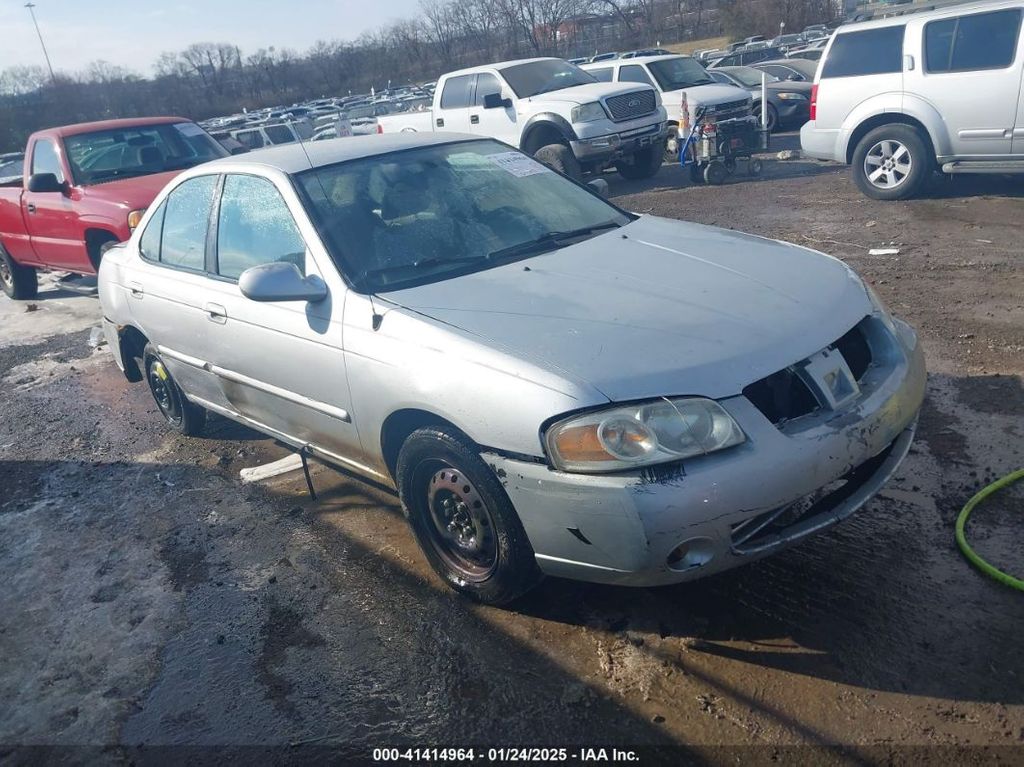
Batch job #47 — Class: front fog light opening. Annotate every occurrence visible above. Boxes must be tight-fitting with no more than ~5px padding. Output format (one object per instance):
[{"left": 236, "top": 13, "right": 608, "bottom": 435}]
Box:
[{"left": 666, "top": 537, "right": 715, "bottom": 571}]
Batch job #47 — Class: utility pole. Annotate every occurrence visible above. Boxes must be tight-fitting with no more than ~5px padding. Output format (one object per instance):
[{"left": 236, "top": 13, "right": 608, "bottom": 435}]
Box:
[{"left": 25, "top": 2, "right": 56, "bottom": 82}]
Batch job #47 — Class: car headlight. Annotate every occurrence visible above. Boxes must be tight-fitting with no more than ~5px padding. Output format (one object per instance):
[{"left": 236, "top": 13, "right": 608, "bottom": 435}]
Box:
[
  {"left": 776, "top": 92, "right": 808, "bottom": 101},
  {"left": 545, "top": 397, "right": 745, "bottom": 473},
  {"left": 127, "top": 209, "right": 146, "bottom": 231},
  {"left": 571, "top": 102, "right": 607, "bottom": 123}
]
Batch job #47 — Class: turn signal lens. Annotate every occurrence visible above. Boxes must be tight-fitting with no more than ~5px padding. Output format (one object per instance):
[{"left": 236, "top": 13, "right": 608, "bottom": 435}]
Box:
[{"left": 127, "top": 209, "right": 146, "bottom": 231}]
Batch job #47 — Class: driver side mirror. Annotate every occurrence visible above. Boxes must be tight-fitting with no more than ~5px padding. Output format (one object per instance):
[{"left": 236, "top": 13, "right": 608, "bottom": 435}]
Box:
[
  {"left": 27, "top": 172, "right": 66, "bottom": 194},
  {"left": 239, "top": 262, "right": 328, "bottom": 303},
  {"left": 483, "top": 93, "right": 512, "bottom": 110}
]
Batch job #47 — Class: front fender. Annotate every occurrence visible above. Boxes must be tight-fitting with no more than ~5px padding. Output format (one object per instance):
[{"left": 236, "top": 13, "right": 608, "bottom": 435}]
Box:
[{"left": 521, "top": 113, "right": 578, "bottom": 149}]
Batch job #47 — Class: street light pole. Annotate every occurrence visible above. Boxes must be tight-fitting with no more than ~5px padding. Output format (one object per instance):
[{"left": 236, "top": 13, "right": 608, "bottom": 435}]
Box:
[{"left": 25, "top": 2, "right": 56, "bottom": 82}]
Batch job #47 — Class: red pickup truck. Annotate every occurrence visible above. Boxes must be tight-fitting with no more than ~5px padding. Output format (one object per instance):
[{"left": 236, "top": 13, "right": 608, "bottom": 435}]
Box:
[{"left": 0, "top": 116, "right": 228, "bottom": 299}]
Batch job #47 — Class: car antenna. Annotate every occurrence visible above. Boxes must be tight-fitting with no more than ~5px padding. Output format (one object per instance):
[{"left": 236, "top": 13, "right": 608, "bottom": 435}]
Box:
[{"left": 292, "top": 121, "right": 385, "bottom": 332}]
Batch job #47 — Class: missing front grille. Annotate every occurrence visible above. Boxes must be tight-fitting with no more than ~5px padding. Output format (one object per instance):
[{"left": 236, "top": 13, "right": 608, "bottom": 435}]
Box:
[
  {"left": 832, "top": 320, "right": 873, "bottom": 381},
  {"left": 742, "top": 367, "right": 819, "bottom": 425}
]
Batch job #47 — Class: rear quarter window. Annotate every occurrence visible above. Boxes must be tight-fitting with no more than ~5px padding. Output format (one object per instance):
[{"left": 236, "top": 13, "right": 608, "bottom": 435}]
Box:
[
  {"left": 821, "top": 25, "right": 906, "bottom": 78},
  {"left": 924, "top": 9, "right": 1022, "bottom": 72}
]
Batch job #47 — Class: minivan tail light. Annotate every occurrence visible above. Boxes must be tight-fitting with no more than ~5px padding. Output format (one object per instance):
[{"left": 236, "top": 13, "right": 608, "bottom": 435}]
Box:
[{"left": 810, "top": 84, "right": 818, "bottom": 121}]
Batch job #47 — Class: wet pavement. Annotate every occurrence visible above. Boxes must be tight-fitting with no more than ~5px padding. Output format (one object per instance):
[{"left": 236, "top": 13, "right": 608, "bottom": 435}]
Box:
[{"left": 1, "top": 144, "right": 1022, "bottom": 763}]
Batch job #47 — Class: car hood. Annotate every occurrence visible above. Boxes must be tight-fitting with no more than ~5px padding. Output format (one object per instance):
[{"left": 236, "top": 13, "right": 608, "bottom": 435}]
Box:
[
  {"left": 523, "top": 82, "right": 654, "bottom": 107},
  {"left": 382, "top": 216, "right": 872, "bottom": 402},
  {"left": 662, "top": 82, "right": 749, "bottom": 108},
  {"left": 81, "top": 170, "right": 182, "bottom": 210}
]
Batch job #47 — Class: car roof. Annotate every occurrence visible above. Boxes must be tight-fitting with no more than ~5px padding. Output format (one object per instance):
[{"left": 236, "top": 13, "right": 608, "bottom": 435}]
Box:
[
  {"left": 837, "top": 0, "right": 1019, "bottom": 30},
  {"left": 581, "top": 53, "right": 691, "bottom": 67},
  {"left": 195, "top": 133, "right": 487, "bottom": 175},
  {"left": 33, "top": 116, "right": 190, "bottom": 140},
  {"left": 442, "top": 57, "right": 561, "bottom": 78}
]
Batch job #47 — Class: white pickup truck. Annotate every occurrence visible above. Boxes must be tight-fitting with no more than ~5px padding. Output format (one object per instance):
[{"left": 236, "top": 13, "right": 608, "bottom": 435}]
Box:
[{"left": 376, "top": 58, "right": 668, "bottom": 181}]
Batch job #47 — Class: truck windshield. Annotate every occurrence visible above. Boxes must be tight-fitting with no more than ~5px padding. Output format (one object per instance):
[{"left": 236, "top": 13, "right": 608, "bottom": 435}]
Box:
[
  {"left": 647, "top": 57, "right": 716, "bottom": 90},
  {"left": 64, "top": 122, "right": 228, "bottom": 185},
  {"left": 296, "top": 139, "right": 630, "bottom": 293},
  {"left": 500, "top": 60, "right": 597, "bottom": 98}
]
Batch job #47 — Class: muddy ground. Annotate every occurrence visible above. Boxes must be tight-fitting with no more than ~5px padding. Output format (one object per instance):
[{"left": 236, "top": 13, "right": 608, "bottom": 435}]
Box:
[{"left": 1, "top": 135, "right": 1022, "bottom": 764}]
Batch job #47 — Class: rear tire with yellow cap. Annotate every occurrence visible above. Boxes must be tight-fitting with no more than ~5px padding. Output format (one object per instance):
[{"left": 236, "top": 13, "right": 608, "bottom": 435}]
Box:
[{"left": 143, "top": 343, "right": 206, "bottom": 437}]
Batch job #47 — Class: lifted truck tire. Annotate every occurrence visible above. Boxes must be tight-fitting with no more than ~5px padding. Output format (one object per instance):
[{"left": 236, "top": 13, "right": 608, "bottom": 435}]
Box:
[
  {"left": 533, "top": 143, "right": 582, "bottom": 182},
  {"left": 617, "top": 145, "right": 663, "bottom": 180},
  {"left": 0, "top": 244, "right": 39, "bottom": 300}
]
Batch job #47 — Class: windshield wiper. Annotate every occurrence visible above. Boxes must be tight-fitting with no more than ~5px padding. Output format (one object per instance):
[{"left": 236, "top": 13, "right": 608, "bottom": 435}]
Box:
[{"left": 488, "top": 221, "right": 622, "bottom": 261}]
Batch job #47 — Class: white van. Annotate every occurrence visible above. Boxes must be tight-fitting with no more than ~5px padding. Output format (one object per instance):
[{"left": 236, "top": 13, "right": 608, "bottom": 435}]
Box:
[{"left": 801, "top": 0, "right": 1024, "bottom": 199}]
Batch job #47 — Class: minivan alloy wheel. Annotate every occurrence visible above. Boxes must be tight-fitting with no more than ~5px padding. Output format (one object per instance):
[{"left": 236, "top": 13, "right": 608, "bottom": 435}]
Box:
[{"left": 864, "top": 139, "right": 912, "bottom": 189}]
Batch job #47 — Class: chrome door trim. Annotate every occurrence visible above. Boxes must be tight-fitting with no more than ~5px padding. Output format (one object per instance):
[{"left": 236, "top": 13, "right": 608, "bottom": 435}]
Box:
[{"left": 158, "top": 344, "right": 352, "bottom": 423}]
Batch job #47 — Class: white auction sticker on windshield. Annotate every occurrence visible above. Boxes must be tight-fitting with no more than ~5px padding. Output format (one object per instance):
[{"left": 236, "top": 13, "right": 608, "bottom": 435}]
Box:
[{"left": 487, "top": 152, "right": 550, "bottom": 177}]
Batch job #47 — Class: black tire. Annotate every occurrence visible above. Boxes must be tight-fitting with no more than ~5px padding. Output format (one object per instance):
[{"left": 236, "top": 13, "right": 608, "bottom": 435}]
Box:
[
  {"left": 704, "top": 160, "right": 728, "bottom": 185},
  {"left": 663, "top": 125, "right": 680, "bottom": 163},
  {"left": 851, "top": 124, "right": 931, "bottom": 201},
  {"left": 617, "top": 145, "right": 663, "bottom": 180},
  {"left": 747, "top": 158, "right": 764, "bottom": 177},
  {"left": 0, "top": 244, "right": 38, "bottom": 300},
  {"left": 143, "top": 343, "right": 206, "bottom": 436},
  {"left": 688, "top": 161, "right": 704, "bottom": 184},
  {"left": 87, "top": 233, "right": 119, "bottom": 272},
  {"left": 532, "top": 143, "right": 582, "bottom": 182},
  {"left": 396, "top": 426, "right": 543, "bottom": 605},
  {"left": 756, "top": 103, "right": 778, "bottom": 133}
]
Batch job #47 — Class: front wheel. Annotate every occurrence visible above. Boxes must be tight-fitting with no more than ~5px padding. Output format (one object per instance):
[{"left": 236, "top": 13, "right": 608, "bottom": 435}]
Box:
[
  {"left": 396, "top": 426, "right": 543, "bottom": 605},
  {"left": 532, "top": 143, "right": 582, "bottom": 182},
  {"left": 754, "top": 103, "right": 778, "bottom": 133},
  {"left": 0, "top": 245, "right": 38, "bottom": 300},
  {"left": 617, "top": 145, "right": 663, "bottom": 180},
  {"left": 143, "top": 343, "right": 206, "bottom": 436},
  {"left": 851, "top": 124, "right": 931, "bottom": 201}
]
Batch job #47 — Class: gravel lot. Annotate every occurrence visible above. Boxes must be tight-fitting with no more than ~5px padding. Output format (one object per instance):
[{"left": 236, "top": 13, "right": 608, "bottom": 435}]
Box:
[{"left": 1, "top": 134, "right": 1022, "bottom": 763}]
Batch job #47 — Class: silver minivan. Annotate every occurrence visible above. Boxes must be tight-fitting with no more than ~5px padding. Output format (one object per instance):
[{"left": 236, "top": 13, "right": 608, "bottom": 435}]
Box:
[{"left": 801, "top": 0, "right": 1024, "bottom": 199}]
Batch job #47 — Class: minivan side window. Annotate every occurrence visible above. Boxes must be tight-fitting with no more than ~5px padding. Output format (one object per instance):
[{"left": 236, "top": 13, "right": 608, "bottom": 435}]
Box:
[
  {"left": 924, "top": 9, "right": 1022, "bottom": 73},
  {"left": 620, "top": 65, "right": 655, "bottom": 86},
  {"left": 31, "top": 140, "right": 64, "bottom": 183},
  {"left": 216, "top": 174, "right": 306, "bottom": 280},
  {"left": 821, "top": 26, "right": 906, "bottom": 78},
  {"left": 440, "top": 75, "right": 475, "bottom": 109},
  {"left": 159, "top": 175, "right": 218, "bottom": 270}
]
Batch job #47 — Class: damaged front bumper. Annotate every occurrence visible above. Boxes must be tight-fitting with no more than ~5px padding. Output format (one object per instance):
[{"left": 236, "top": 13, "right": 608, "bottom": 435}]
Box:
[{"left": 483, "top": 317, "right": 926, "bottom": 587}]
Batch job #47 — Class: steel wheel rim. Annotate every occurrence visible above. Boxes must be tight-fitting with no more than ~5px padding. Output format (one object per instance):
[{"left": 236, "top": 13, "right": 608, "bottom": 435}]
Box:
[
  {"left": 864, "top": 139, "right": 912, "bottom": 190},
  {"left": 148, "top": 360, "right": 182, "bottom": 426},
  {"left": 421, "top": 463, "right": 497, "bottom": 581},
  {"left": 0, "top": 257, "right": 11, "bottom": 287}
]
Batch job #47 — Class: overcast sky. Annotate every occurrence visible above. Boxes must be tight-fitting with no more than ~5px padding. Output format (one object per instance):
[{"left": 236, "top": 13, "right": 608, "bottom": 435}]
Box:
[{"left": 0, "top": 0, "right": 424, "bottom": 74}]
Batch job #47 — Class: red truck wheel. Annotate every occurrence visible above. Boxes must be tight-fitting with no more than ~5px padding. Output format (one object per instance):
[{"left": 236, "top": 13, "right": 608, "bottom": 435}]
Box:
[{"left": 0, "top": 245, "right": 38, "bottom": 300}]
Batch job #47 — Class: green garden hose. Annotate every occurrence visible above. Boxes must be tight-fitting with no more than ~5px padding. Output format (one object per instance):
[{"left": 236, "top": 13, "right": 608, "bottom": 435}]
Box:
[{"left": 955, "top": 468, "right": 1024, "bottom": 591}]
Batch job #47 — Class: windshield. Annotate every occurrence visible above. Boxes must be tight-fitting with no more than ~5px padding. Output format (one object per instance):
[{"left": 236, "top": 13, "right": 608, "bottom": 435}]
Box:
[
  {"left": 500, "top": 60, "right": 596, "bottom": 98},
  {"left": 64, "top": 122, "right": 227, "bottom": 185},
  {"left": 727, "top": 67, "right": 780, "bottom": 87},
  {"left": 296, "top": 139, "right": 630, "bottom": 293},
  {"left": 647, "top": 57, "right": 715, "bottom": 90}
]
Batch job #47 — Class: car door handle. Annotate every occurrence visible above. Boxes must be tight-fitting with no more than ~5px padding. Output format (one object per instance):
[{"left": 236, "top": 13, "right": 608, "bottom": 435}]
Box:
[
  {"left": 205, "top": 303, "right": 227, "bottom": 323},
  {"left": 26, "top": 203, "right": 36, "bottom": 214},
  {"left": 128, "top": 281, "right": 144, "bottom": 298},
  {"left": 470, "top": 114, "right": 480, "bottom": 124}
]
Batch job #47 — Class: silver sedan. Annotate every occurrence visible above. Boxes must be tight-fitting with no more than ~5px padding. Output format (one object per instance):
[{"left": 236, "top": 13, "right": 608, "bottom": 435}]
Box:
[{"left": 99, "top": 133, "right": 925, "bottom": 604}]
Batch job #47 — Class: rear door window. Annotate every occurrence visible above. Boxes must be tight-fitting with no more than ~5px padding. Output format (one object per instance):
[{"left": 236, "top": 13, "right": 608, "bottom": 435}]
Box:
[
  {"left": 440, "top": 75, "right": 475, "bottom": 109},
  {"left": 821, "top": 26, "right": 905, "bottom": 77},
  {"left": 588, "top": 67, "right": 614, "bottom": 82},
  {"left": 924, "top": 9, "right": 1022, "bottom": 73},
  {"left": 159, "top": 175, "right": 218, "bottom": 270}
]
